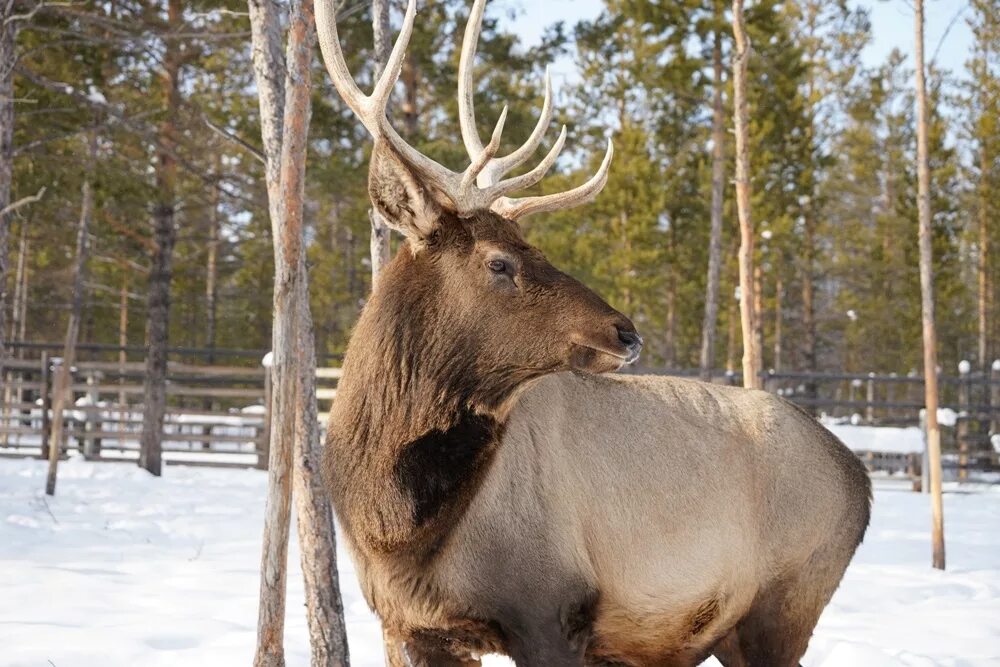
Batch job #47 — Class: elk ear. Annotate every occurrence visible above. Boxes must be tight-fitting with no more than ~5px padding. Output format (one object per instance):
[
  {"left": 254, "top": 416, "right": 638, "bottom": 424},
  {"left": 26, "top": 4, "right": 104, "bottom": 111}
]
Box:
[{"left": 368, "top": 142, "right": 444, "bottom": 244}]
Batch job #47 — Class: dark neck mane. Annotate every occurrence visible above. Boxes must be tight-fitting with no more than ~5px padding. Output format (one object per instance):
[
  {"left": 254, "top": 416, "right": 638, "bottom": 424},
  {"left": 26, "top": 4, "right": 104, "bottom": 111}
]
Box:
[{"left": 323, "top": 248, "right": 516, "bottom": 556}]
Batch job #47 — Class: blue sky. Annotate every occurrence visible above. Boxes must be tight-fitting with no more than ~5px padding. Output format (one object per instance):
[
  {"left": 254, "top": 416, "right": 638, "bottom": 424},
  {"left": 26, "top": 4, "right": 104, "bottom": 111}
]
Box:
[{"left": 499, "top": 0, "right": 975, "bottom": 83}]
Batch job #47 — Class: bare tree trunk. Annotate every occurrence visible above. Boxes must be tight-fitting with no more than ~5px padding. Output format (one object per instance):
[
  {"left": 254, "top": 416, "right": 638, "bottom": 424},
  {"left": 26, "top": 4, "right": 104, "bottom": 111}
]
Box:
[
  {"left": 118, "top": 274, "right": 128, "bottom": 433},
  {"left": 401, "top": 60, "right": 419, "bottom": 138},
  {"left": 2, "top": 221, "right": 27, "bottom": 443},
  {"left": 731, "top": 0, "right": 762, "bottom": 390},
  {"left": 249, "top": 0, "right": 350, "bottom": 664},
  {"left": 248, "top": 1, "right": 293, "bottom": 663},
  {"left": 754, "top": 261, "right": 764, "bottom": 369},
  {"left": 914, "top": 0, "right": 945, "bottom": 571},
  {"left": 773, "top": 275, "right": 783, "bottom": 372},
  {"left": 700, "top": 18, "right": 726, "bottom": 382},
  {"left": 369, "top": 0, "right": 392, "bottom": 284},
  {"left": 0, "top": 1, "right": 17, "bottom": 368},
  {"left": 46, "top": 131, "right": 96, "bottom": 495},
  {"left": 206, "top": 174, "right": 221, "bottom": 364},
  {"left": 665, "top": 269, "right": 677, "bottom": 368},
  {"left": 139, "top": 0, "right": 182, "bottom": 478},
  {"left": 978, "top": 142, "right": 990, "bottom": 369}
]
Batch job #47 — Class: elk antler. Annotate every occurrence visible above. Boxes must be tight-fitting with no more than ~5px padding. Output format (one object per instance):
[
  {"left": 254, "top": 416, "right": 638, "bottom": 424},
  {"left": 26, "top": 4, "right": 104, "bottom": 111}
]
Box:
[{"left": 315, "top": 0, "right": 613, "bottom": 221}]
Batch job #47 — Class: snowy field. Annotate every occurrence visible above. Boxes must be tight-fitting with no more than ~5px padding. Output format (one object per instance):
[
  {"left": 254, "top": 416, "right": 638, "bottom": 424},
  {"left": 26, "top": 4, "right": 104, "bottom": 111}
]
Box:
[{"left": 1, "top": 453, "right": 999, "bottom": 666}]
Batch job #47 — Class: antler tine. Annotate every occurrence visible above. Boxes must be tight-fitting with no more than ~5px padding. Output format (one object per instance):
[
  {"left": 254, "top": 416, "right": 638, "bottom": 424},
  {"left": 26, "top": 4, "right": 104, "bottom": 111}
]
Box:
[
  {"left": 314, "top": 0, "right": 376, "bottom": 126},
  {"left": 458, "top": 0, "right": 488, "bottom": 160},
  {"left": 487, "top": 125, "right": 566, "bottom": 196},
  {"left": 492, "top": 139, "right": 614, "bottom": 221},
  {"left": 462, "top": 106, "right": 508, "bottom": 189},
  {"left": 480, "top": 67, "right": 554, "bottom": 186},
  {"left": 316, "top": 0, "right": 467, "bottom": 201}
]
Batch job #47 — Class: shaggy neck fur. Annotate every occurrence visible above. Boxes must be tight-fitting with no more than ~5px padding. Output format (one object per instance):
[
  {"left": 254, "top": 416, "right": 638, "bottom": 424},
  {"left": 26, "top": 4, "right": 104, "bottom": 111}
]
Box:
[{"left": 324, "top": 235, "right": 547, "bottom": 558}]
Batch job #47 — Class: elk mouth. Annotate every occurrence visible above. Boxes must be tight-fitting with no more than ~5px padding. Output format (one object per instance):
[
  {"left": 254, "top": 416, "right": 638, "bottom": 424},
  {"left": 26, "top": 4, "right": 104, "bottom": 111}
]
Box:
[{"left": 569, "top": 341, "right": 642, "bottom": 373}]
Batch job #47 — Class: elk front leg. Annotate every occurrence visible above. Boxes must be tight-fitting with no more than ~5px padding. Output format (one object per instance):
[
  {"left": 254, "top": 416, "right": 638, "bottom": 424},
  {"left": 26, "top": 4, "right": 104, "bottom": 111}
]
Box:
[{"left": 383, "top": 629, "right": 483, "bottom": 667}]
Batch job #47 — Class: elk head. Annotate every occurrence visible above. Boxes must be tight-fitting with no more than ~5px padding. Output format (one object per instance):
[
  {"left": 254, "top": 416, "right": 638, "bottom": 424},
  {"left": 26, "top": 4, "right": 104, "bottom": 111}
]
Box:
[{"left": 315, "top": 0, "right": 642, "bottom": 409}]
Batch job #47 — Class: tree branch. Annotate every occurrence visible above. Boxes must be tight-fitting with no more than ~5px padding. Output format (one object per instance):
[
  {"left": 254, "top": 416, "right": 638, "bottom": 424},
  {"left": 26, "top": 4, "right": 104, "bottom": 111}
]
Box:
[
  {"left": 203, "top": 116, "right": 266, "bottom": 164},
  {"left": 0, "top": 187, "right": 47, "bottom": 217}
]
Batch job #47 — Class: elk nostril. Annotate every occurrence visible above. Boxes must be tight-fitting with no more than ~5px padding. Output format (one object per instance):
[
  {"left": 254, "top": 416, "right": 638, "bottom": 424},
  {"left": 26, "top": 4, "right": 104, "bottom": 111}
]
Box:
[{"left": 616, "top": 327, "right": 643, "bottom": 350}]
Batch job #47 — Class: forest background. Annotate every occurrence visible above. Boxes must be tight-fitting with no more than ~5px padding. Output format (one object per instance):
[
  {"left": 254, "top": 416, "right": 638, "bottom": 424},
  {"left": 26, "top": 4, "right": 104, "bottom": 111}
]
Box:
[{"left": 3, "top": 0, "right": 1000, "bottom": 378}]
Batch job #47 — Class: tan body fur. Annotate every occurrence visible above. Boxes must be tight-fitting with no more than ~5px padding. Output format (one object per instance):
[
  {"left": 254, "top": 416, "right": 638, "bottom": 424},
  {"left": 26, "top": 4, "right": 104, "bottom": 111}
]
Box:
[{"left": 328, "top": 331, "right": 870, "bottom": 666}]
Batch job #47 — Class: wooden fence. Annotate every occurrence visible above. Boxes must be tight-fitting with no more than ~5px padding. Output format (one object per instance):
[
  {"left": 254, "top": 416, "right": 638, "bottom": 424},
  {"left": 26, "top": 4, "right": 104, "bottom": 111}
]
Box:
[
  {"left": 1, "top": 346, "right": 998, "bottom": 481},
  {"left": 0, "top": 353, "right": 339, "bottom": 469}
]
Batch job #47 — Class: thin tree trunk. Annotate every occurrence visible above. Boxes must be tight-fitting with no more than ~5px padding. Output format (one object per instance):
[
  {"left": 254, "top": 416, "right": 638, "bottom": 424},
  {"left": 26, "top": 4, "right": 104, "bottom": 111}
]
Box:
[
  {"left": 249, "top": 0, "right": 350, "bottom": 664},
  {"left": 700, "top": 18, "right": 726, "bottom": 382},
  {"left": 206, "top": 173, "right": 221, "bottom": 364},
  {"left": 46, "top": 131, "right": 96, "bottom": 495},
  {"left": 369, "top": 0, "right": 392, "bottom": 284},
  {"left": 753, "top": 260, "right": 764, "bottom": 369},
  {"left": 978, "top": 142, "right": 990, "bottom": 369},
  {"left": 9, "top": 219, "right": 25, "bottom": 341},
  {"left": 914, "top": 0, "right": 945, "bottom": 571},
  {"left": 774, "top": 275, "right": 782, "bottom": 372},
  {"left": 139, "top": 0, "right": 182, "bottom": 477},
  {"left": 726, "top": 282, "right": 737, "bottom": 375},
  {"left": 118, "top": 274, "right": 128, "bottom": 435},
  {"left": 401, "top": 60, "right": 418, "bottom": 138},
  {"left": 248, "top": 0, "right": 293, "bottom": 662},
  {"left": 3, "top": 222, "right": 27, "bottom": 441},
  {"left": 0, "top": 2, "right": 18, "bottom": 368},
  {"left": 731, "top": 0, "right": 761, "bottom": 390}
]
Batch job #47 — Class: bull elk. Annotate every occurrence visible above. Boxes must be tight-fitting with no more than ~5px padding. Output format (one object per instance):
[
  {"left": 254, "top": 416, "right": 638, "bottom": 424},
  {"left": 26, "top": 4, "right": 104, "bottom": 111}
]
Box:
[{"left": 317, "top": 1, "right": 871, "bottom": 664}]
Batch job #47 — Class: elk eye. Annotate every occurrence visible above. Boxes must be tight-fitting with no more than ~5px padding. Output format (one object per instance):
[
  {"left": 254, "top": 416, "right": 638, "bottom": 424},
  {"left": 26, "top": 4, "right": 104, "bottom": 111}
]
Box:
[{"left": 487, "top": 259, "right": 507, "bottom": 274}]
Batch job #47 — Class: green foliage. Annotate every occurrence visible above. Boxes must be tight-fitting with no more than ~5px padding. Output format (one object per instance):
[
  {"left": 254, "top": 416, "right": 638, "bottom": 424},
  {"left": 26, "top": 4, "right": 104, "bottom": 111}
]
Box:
[{"left": 5, "top": 0, "right": 996, "bottom": 375}]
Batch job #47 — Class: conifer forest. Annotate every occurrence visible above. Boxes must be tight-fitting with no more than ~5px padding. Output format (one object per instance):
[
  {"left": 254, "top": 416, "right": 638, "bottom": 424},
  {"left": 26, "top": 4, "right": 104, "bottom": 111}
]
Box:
[{"left": 2, "top": 0, "right": 998, "bottom": 378}]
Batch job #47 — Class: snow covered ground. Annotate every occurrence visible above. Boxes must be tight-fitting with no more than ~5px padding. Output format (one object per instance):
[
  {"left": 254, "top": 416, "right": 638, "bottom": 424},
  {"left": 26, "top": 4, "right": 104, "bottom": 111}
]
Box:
[{"left": 1, "top": 453, "right": 998, "bottom": 666}]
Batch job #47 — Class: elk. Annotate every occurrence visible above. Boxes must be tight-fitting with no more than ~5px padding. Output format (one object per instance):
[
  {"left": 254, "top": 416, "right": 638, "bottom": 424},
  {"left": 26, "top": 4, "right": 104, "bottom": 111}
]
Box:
[{"left": 317, "top": 1, "right": 871, "bottom": 665}]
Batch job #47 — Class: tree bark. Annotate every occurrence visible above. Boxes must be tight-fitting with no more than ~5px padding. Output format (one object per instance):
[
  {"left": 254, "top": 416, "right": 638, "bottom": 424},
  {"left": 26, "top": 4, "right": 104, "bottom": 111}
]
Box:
[
  {"left": 369, "top": 0, "right": 392, "bottom": 284},
  {"left": 206, "top": 172, "right": 221, "bottom": 364},
  {"left": 731, "top": 0, "right": 762, "bottom": 389},
  {"left": 249, "top": 0, "right": 351, "bottom": 664},
  {"left": 773, "top": 275, "right": 783, "bottom": 372},
  {"left": 2, "top": 221, "right": 27, "bottom": 442},
  {"left": 914, "top": 0, "right": 945, "bottom": 571},
  {"left": 248, "top": 0, "right": 294, "bottom": 662},
  {"left": 700, "top": 17, "right": 726, "bottom": 382},
  {"left": 0, "top": 1, "right": 18, "bottom": 368},
  {"left": 978, "top": 141, "right": 990, "bottom": 369},
  {"left": 46, "top": 130, "right": 97, "bottom": 495},
  {"left": 139, "top": 0, "right": 182, "bottom": 478}
]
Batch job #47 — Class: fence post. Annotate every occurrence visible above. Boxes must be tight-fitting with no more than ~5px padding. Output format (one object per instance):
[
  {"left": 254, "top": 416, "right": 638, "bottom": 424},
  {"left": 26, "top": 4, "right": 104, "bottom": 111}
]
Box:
[
  {"left": 83, "top": 371, "right": 102, "bottom": 460},
  {"left": 887, "top": 373, "right": 897, "bottom": 423},
  {"left": 866, "top": 373, "right": 875, "bottom": 424},
  {"left": 957, "top": 360, "right": 970, "bottom": 482},
  {"left": 39, "top": 353, "right": 51, "bottom": 459},
  {"left": 258, "top": 356, "right": 273, "bottom": 470},
  {"left": 992, "top": 360, "right": 1000, "bottom": 438},
  {"left": 907, "top": 452, "right": 922, "bottom": 492},
  {"left": 920, "top": 407, "right": 929, "bottom": 494}
]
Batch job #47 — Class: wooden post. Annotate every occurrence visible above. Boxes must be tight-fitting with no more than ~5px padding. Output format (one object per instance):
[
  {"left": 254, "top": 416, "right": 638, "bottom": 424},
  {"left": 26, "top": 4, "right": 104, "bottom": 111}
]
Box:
[
  {"left": 866, "top": 373, "right": 876, "bottom": 424},
  {"left": 39, "top": 352, "right": 51, "bottom": 459},
  {"left": 887, "top": 373, "right": 897, "bottom": 423},
  {"left": 46, "top": 356, "right": 70, "bottom": 494},
  {"left": 259, "top": 360, "right": 272, "bottom": 470},
  {"left": 915, "top": 0, "right": 945, "bottom": 570},
  {"left": 958, "top": 360, "right": 970, "bottom": 482},
  {"left": 991, "top": 360, "right": 1000, "bottom": 438},
  {"left": 731, "top": 0, "right": 762, "bottom": 390},
  {"left": 83, "top": 371, "right": 101, "bottom": 460},
  {"left": 907, "top": 453, "right": 922, "bottom": 492}
]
